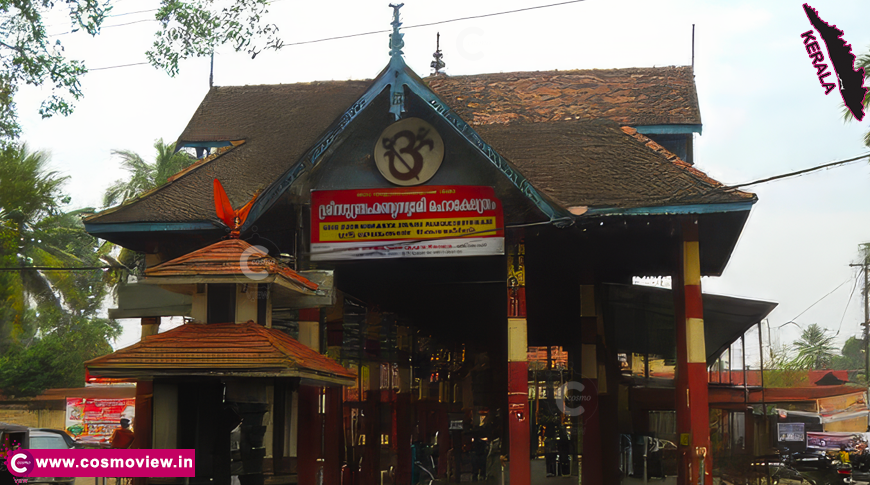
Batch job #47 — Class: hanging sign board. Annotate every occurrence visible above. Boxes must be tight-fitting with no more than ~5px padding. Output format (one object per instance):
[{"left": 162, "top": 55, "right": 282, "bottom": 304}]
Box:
[
  {"left": 777, "top": 422, "right": 806, "bottom": 443},
  {"left": 311, "top": 186, "right": 504, "bottom": 261}
]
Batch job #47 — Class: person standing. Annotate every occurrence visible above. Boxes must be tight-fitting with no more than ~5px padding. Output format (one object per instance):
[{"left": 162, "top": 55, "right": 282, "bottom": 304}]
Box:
[{"left": 109, "top": 418, "right": 135, "bottom": 449}]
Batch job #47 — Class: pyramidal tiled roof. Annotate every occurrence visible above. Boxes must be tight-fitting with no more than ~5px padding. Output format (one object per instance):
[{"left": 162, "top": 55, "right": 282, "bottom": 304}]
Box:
[
  {"left": 145, "top": 238, "right": 318, "bottom": 292},
  {"left": 86, "top": 322, "right": 355, "bottom": 383}
]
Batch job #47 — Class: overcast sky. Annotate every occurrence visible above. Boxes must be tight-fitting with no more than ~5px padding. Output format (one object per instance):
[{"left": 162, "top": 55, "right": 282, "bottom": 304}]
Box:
[{"left": 14, "top": 0, "right": 870, "bottom": 357}]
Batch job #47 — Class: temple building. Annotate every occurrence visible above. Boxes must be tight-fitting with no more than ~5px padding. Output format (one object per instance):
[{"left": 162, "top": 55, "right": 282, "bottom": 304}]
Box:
[{"left": 84, "top": 6, "right": 781, "bottom": 485}]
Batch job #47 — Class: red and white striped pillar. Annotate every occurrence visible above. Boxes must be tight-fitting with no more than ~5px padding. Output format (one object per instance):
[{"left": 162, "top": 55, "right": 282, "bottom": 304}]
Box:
[
  {"left": 674, "top": 219, "right": 711, "bottom": 485},
  {"left": 507, "top": 240, "right": 530, "bottom": 485}
]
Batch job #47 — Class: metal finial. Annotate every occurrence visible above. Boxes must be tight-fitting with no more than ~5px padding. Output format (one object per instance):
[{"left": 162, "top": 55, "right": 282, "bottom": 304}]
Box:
[
  {"left": 431, "top": 32, "right": 445, "bottom": 75},
  {"left": 389, "top": 3, "right": 404, "bottom": 58}
]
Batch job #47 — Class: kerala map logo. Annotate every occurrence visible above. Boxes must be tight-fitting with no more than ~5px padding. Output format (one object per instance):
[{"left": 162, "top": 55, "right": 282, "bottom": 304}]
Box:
[{"left": 801, "top": 3, "right": 867, "bottom": 121}]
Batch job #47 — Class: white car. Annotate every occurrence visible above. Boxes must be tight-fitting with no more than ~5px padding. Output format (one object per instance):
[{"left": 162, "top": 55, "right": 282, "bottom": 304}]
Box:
[{"left": 25, "top": 429, "right": 76, "bottom": 485}]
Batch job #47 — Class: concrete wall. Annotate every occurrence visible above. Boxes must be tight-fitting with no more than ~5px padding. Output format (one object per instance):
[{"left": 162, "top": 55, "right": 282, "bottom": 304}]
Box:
[{"left": 0, "top": 405, "right": 65, "bottom": 430}]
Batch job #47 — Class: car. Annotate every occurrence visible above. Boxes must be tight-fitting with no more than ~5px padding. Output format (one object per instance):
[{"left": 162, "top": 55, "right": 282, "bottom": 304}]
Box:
[
  {"left": 31, "top": 428, "right": 80, "bottom": 449},
  {"left": 24, "top": 429, "right": 76, "bottom": 485}
]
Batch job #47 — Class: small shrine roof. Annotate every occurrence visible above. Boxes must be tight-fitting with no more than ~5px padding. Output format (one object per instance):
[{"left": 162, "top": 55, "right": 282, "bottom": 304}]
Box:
[
  {"left": 85, "top": 322, "right": 355, "bottom": 385},
  {"left": 144, "top": 238, "right": 319, "bottom": 293}
]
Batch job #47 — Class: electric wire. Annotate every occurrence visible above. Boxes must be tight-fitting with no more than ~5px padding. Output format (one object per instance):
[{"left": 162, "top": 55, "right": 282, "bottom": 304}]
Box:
[
  {"left": 721, "top": 153, "right": 870, "bottom": 190},
  {"left": 66, "top": 0, "right": 588, "bottom": 71},
  {"left": 784, "top": 277, "right": 853, "bottom": 325},
  {"left": 835, "top": 265, "right": 862, "bottom": 336}
]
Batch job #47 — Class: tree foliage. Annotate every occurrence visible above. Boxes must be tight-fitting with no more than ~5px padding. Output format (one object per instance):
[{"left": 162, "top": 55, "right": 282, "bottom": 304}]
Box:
[
  {"left": 0, "top": 143, "right": 120, "bottom": 397},
  {"left": 103, "top": 138, "right": 195, "bottom": 207},
  {"left": 831, "top": 336, "right": 865, "bottom": 370},
  {"left": 0, "top": 0, "right": 281, "bottom": 143},
  {"left": 791, "top": 323, "right": 837, "bottom": 370}
]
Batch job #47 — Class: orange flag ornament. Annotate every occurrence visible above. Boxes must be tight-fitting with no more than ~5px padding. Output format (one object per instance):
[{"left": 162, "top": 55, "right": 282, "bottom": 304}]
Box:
[{"left": 213, "top": 178, "right": 259, "bottom": 238}]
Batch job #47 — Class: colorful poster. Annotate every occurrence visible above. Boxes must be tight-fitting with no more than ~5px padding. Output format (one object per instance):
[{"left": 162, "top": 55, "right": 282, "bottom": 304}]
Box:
[
  {"left": 65, "top": 397, "right": 135, "bottom": 442},
  {"left": 311, "top": 186, "right": 504, "bottom": 261}
]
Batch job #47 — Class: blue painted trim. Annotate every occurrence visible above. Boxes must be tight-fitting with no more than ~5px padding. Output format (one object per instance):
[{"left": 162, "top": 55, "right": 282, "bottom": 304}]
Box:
[
  {"left": 84, "top": 221, "right": 219, "bottom": 234},
  {"left": 241, "top": 54, "right": 573, "bottom": 231},
  {"left": 179, "top": 141, "right": 234, "bottom": 148},
  {"left": 584, "top": 201, "right": 755, "bottom": 216},
  {"left": 635, "top": 124, "right": 703, "bottom": 135}
]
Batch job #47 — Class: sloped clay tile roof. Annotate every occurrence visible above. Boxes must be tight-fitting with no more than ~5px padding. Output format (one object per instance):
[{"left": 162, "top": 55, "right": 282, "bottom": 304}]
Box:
[
  {"left": 85, "top": 66, "right": 717, "bottom": 227},
  {"left": 476, "top": 120, "right": 753, "bottom": 209},
  {"left": 86, "top": 322, "right": 355, "bottom": 382},
  {"left": 145, "top": 238, "right": 318, "bottom": 292},
  {"left": 86, "top": 81, "right": 372, "bottom": 224},
  {"left": 426, "top": 66, "right": 701, "bottom": 126}
]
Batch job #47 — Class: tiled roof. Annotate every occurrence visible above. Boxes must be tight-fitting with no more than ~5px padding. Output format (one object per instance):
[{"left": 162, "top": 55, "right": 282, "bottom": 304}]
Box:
[
  {"left": 85, "top": 322, "right": 356, "bottom": 383},
  {"left": 477, "top": 120, "right": 753, "bottom": 209},
  {"left": 85, "top": 66, "right": 717, "bottom": 227},
  {"left": 86, "top": 81, "right": 372, "bottom": 225},
  {"left": 145, "top": 238, "right": 319, "bottom": 291},
  {"left": 426, "top": 66, "right": 701, "bottom": 126}
]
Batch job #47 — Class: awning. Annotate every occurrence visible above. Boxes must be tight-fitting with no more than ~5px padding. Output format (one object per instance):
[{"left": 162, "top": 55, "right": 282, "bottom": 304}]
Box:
[
  {"left": 604, "top": 283, "right": 778, "bottom": 365},
  {"left": 85, "top": 322, "right": 356, "bottom": 387}
]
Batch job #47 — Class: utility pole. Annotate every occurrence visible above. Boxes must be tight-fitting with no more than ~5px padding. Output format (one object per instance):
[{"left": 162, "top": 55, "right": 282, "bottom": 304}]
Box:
[{"left": 850, "top": 258, "right": 870, "bottom": 383}]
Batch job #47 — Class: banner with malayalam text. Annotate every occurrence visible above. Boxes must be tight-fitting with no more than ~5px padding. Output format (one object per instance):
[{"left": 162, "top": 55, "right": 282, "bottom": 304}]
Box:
[{"left": 311, "top": 186, "right": 504, "bottom": 261}]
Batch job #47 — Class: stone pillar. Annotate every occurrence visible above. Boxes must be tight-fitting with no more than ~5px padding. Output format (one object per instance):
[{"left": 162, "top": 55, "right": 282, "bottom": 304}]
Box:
[
  {"left": 507, "top": 240, "right": 530, "bottom": 485},
  {"left": 579, "top": 283, "right": 602, "bottom": 484},
  {"left": 674, "top": 218, "right": 711, "bottom": 485}
]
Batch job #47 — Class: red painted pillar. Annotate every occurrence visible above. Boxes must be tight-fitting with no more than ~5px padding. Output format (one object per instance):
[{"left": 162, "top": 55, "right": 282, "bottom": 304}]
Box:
[
  {"left": 298, "top": 385, "right": 322, "bottom": 485},
  {"left": 579, "top": 283, "right": 603, "bottom": 484},
  {"left": 324, "top": 386, "right": 344, "bottom": 485},
  {"left": 674, "top": 219, "right": 712, "bottom": 485},
  {"left": 132, "top": 380, "right": 152, "bottom": 485},
  {"left": 507, "top": 240, "right": 530, "bottom": 485},
  {"left": 298, "top": 308, "right": 323, "bottom": 485}
]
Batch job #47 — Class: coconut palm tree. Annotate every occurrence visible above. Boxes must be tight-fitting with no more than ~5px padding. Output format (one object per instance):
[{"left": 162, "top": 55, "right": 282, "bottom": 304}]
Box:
[
  {"left": 102, "top": 138, "right": 195, "bottom": 207},
  {"left": 0, "top": 145, "right": 115, "bottom": 351},
  {"left": 792, "top": 323, "right": 837, "bottom": 370}
]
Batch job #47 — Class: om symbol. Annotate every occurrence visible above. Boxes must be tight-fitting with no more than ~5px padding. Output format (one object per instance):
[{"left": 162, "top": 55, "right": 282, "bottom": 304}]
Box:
[
  {"left": 374, "top": 118, "right": 444, "bottom": 186},
  {"left": 381, "top": 128, "right": 435, "bottom": 181}
]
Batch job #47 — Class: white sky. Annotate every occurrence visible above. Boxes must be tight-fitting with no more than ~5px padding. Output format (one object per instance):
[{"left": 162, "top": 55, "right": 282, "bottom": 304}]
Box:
[{"left": 14, "top": 0, "right": 870, "bottom": 355}]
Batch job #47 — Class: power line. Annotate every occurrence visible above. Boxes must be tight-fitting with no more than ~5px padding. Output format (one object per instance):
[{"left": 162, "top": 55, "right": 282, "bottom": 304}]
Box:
[
  {"left": 835, "top": 266, "right": 862, "bottom": 336},
  {"left": 785, "top": 277, "right": 854, "bottom": 324},
  {"left": 89, "top": 61, "right": 149, "bottom": 71},
  {"left": 279, "top": 0, "right": 587, "bottom": 48},
  {"left": 63, "top": 0, "right": 588, "bottom": 71},
  {"left": 723, "top": 153, "right": 870, "bottom": 190},
  {"left": 0, "top": 266, "right": 120, "bottom": 271},
  {"left": 50, "top": 18, "right": 155, "bottom": 37}
]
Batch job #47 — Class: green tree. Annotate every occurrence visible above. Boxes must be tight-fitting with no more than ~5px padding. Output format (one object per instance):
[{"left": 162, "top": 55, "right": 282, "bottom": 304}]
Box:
[
  {"left": 0, "top": 143, "right": 120, "bottom": 396},
  {"left": 103, "top": 139, "right": 195, "bottom": 207},
  {"left": 831, "top": 336, "right": 864, "bottom": 370},
  {"left": 0, "top": 0, "right": 281, "bottom": 143},
  {"left": 791, "top": 323, "right": 837, "bottom": 370}
]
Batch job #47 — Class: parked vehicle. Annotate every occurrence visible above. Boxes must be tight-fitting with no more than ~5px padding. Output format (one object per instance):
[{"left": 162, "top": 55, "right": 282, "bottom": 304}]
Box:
[
  {"left": 22, "top": 429, "right": 76, "bottom": 485},
  {"left": 752, "top": 450, "right": 852, "bottom": 485}
]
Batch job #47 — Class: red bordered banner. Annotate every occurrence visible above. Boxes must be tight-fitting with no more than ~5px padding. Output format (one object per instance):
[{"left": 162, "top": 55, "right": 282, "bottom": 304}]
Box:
[{"left": 311, "top": 186, "right": 504, "bottom": 261}]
